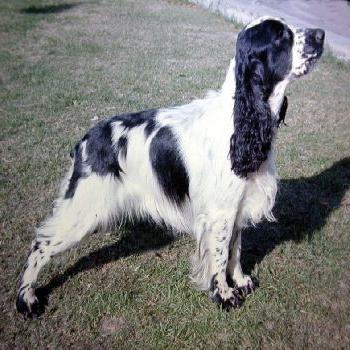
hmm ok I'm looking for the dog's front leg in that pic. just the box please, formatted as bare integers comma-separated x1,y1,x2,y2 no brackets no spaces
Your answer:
191,214,244,311
227,230,255,295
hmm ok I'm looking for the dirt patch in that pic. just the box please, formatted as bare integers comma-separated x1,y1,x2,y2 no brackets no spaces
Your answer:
99,316,132,336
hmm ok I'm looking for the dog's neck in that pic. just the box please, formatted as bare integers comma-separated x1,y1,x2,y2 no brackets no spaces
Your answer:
268,79,289,117
221,59,236,101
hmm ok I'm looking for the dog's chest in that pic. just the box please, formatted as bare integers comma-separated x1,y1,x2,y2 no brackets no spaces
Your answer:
236,156,278,228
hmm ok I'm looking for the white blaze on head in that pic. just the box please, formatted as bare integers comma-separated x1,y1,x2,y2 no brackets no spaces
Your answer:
291,28,308,77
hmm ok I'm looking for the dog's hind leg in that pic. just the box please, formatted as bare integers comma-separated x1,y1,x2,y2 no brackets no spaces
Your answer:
16,173,119,318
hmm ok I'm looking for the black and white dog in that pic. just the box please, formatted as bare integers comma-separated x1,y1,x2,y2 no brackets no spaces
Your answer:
17,17,324,317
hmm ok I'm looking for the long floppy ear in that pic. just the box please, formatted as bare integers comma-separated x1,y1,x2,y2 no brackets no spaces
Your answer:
229,36,274,178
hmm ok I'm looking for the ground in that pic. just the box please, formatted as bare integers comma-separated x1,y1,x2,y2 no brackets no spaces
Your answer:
0,0,350,348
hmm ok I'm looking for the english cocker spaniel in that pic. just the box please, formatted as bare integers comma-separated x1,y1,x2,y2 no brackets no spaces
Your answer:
17,17,325,317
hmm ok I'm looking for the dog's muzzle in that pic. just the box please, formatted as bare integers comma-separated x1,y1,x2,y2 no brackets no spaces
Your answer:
304,28,325,57
301,28,325,73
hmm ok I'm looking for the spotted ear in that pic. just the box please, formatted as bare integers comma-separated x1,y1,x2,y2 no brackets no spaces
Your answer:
229,44,274,178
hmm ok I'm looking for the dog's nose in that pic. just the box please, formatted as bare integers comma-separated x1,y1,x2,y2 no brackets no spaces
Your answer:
304,28,325,52
315,29,325,44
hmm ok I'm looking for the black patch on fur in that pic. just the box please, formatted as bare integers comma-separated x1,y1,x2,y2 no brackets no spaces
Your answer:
118,135,128,159
150,126,189,205
32,241,40,252
65,109,158,199
111,109,158,136
230,20,293,177
226,274,235,288
144,118,157,137
210,274,219,292
65,142,84,199
85,121,122,177
19,284,29,292
36,233,50,238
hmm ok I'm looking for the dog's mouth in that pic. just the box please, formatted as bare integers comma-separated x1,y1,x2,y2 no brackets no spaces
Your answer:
304,49,323,72
293,54,322,78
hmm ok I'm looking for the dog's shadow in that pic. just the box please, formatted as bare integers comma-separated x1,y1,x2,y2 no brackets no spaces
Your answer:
242,157,350,273
35,222,173,312
36,157,350,314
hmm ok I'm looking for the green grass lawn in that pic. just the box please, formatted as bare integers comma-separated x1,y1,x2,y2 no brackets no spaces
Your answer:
1,0,350,348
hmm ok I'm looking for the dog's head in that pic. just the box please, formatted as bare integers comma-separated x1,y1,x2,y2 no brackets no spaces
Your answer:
230,17,324,178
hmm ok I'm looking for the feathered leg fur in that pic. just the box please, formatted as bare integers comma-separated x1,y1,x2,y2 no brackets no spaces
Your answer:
16,173,119,318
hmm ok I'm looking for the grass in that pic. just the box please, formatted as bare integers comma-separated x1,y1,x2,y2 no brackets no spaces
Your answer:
1,0,349,348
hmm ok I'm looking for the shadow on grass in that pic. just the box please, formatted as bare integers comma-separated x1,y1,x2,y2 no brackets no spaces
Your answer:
36,222,173,311
36,157,350,314
242,157,350,273
20,3,80,14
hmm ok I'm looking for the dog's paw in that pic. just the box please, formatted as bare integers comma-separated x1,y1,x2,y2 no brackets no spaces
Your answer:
16,288,43,319
236,275,256,297
210,285,244,311
228,274,258,296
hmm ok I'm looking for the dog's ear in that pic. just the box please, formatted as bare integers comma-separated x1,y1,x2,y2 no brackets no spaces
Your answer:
229,36,274,178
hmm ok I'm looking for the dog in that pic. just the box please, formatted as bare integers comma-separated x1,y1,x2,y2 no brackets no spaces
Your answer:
16,17,325,317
